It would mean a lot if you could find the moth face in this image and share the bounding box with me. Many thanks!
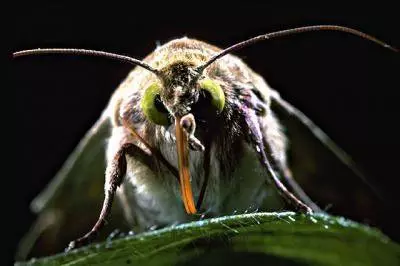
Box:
[140,79,225,127]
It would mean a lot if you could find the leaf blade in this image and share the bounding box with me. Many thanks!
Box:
[16,212,400,266]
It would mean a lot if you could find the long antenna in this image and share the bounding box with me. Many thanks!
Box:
[13,48,161,76]
[196,25,398,74]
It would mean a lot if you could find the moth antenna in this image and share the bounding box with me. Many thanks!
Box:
[13,48,161,77]
[196,25,398,73]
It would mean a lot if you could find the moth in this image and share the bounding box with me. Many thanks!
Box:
[14,25,397,260]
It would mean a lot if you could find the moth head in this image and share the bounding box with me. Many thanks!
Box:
[141,61,225,126]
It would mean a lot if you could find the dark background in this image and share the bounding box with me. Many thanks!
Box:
[11,3,399,265]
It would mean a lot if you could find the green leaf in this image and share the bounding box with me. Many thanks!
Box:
[15,212,400,266]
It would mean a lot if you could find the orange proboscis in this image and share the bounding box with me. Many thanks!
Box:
[175,117,197,214]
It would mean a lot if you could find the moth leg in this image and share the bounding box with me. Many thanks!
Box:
[261,111,321,212]
[282,168,321,212]
[66,143,149,251]
[243,108,313,214]
[240,86,320,212]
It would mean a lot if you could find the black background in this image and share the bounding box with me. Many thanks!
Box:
[11,3,399,265]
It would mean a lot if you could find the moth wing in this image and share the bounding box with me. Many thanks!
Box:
[269,90,382,213]
[16,110,127,260]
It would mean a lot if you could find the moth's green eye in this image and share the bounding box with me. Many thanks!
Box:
[199,79,225,113]
[141,83,170,125]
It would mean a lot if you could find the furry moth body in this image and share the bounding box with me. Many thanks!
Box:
[13,25,397,258]
[108,37,302,221]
